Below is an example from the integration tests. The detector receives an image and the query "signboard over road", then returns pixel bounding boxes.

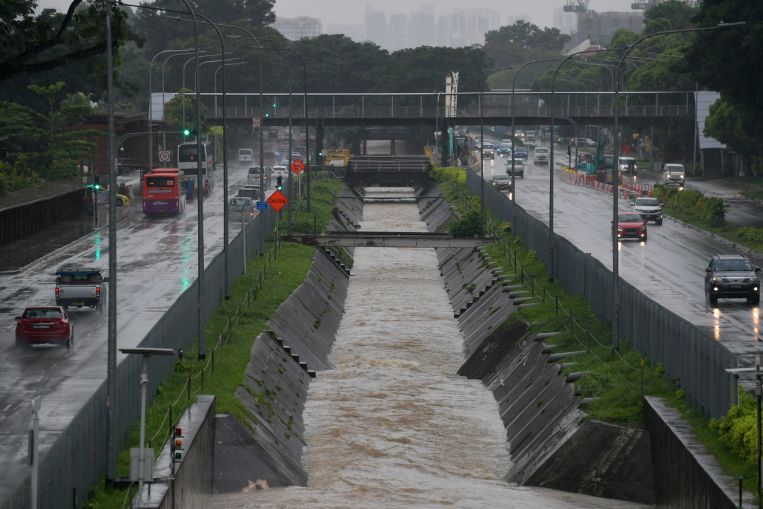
[266,190,288,212]
[291,159,305,174]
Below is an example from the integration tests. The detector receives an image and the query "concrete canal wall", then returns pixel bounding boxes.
[422,187,752,507]
[212,192,358,494]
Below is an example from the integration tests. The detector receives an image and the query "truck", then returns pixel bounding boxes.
[55,265,105,310]
[662,163,685,187]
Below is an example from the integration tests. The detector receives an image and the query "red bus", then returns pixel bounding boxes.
[142,168,186,215]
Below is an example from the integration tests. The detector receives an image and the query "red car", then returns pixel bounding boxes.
[15,306,74,348]
[615,212,647,241]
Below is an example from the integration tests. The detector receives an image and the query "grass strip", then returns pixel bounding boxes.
[436,166,757,494]
[86,175,342,508]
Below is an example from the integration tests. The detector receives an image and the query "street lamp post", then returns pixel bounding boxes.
[511,58,561,231]
[550,47,620,282]
[119,348,176,507]
[214,61,245,116]
[479,91,484,235]
[104,0,118,483]
[159,49,202,154]
[610,21,746,350]
[148,49,196,170]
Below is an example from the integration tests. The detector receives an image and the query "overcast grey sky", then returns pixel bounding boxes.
[38,0,635,30]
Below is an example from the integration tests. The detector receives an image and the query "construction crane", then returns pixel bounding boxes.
[563,0,589,13]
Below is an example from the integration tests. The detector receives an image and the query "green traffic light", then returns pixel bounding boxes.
[183,128,191,136]
[265,113,270,118]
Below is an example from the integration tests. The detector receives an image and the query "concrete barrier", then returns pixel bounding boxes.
[645,397,754,508]
[133,395,216,509]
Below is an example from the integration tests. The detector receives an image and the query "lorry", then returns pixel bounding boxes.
[662,163,685,187]
[55,265,104,310]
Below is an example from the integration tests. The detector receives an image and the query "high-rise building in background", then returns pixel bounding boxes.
[553,7,577,35]
[364,6,387,47]
[324,23,364,42]
[273,16,322,41]
[437,9,500,47]
[388,13,409,51]
[410,4,436,48]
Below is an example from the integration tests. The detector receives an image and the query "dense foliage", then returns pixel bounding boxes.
[0,81,99,195]
[652,185,727,225]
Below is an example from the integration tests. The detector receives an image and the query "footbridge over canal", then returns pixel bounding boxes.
[201,90,696,128]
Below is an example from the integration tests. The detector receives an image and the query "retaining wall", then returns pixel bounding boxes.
[645,397,753,508]
[423,195,655,504]
[132,395,216,509]
[213,194,358,493]
[465,167,738,418]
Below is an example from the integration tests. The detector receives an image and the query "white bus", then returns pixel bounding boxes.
[177,142,214,198]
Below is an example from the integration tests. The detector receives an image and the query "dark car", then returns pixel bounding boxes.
[514,147,529,160]
[705,254,760,305]
[490,173,512,191]
[614,212,647,241]
[15,306,73,348]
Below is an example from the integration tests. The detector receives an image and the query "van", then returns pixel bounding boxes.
[247,166,270,187]
[237,186,261,201]
[618,157,637,176]
[662,163,685,187]
[238,148,253,163]
[534,147,549,164]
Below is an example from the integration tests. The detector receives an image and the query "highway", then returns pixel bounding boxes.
[478,140,763,362]
[0,161,255,500]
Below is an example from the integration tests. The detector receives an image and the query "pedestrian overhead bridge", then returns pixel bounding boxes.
[199,90,696,127]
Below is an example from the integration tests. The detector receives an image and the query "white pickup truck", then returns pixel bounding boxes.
[55,266,104,310]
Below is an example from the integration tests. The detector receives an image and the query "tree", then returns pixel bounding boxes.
[482,20,570,88]
[134,0,275,57]
[685,0,763,169]
[0,81,100,189]
[643,0,698,34]
[705,97,763,174]
[0,1,129,83]
[163,88,207,133]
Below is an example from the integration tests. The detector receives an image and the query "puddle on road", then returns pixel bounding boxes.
[211,188,649,509]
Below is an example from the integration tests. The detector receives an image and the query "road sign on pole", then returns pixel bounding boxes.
[291,159,305,174]
[267,190,288,212]
[255,201,268,211]
[252,117,261,128]
[158,150,171,163]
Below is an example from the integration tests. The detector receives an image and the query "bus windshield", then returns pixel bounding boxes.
[179,145,200,162]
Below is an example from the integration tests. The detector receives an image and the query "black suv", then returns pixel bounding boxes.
[705,254,761,305]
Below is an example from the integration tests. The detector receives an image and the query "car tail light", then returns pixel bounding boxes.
[96,286,101,296]
[55,287,60,296]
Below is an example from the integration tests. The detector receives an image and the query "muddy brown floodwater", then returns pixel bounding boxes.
[211,188,651,509]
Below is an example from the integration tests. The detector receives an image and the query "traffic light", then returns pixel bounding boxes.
[276,176,283,190]
[94,175,101,191]
[171,427,185,462]
[182,128,196,137]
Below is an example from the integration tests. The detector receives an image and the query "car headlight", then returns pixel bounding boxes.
[711,277,720,284]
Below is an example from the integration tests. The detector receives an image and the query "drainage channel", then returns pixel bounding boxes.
[211,187,650,509]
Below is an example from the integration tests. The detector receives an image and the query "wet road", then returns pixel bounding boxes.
[480,147,763,359]
[0,162,256,501]
[211,189,650,509]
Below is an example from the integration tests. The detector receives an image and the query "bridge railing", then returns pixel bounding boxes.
[200,91,694,121]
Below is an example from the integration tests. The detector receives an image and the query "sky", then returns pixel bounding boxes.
[37,0,637,31]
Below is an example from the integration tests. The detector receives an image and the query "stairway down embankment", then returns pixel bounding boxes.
[420,197,655,505]
[213,190,359,493]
